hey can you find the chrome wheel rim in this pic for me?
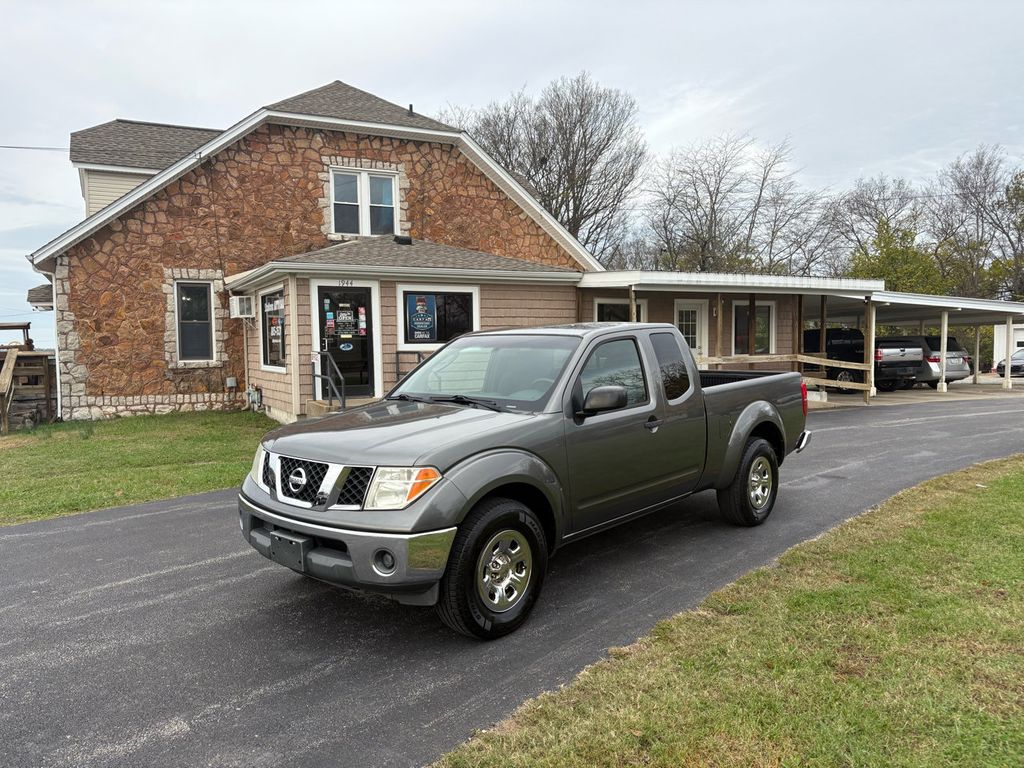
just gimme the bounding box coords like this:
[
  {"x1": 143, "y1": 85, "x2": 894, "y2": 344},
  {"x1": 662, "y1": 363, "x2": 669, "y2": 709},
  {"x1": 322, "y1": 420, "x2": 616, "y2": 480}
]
[
  {"x1": 748, "y1": 457, "x2": 773, "y2": 510},
  {"x1": 475, "y1": 529, "x2": 532, "y2": 613}
]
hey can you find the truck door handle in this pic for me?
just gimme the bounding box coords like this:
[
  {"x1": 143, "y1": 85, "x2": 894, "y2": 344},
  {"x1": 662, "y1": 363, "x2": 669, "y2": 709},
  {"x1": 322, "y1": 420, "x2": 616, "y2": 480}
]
[{"x1": 644, "y1": 417, "x2": 663, "y2": 432}]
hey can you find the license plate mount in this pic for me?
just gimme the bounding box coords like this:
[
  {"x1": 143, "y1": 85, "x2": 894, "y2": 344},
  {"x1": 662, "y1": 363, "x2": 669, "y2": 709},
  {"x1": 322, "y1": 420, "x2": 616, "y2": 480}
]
[{"x1": 270, "y1": 530, "x2": 314, "y2": 572}]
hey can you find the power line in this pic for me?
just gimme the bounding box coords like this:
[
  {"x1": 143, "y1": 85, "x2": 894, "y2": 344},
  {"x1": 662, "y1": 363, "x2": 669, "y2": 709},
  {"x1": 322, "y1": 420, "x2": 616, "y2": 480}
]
[{"x1": 0, "y1": 144, "x2": 68, "y2": 152}]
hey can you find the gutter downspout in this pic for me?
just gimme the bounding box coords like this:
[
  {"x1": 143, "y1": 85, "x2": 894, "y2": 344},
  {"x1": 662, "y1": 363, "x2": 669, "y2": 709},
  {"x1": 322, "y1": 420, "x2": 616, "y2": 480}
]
[{"x1": 48, "y1": 271, "x2": 61, "y2": 421}]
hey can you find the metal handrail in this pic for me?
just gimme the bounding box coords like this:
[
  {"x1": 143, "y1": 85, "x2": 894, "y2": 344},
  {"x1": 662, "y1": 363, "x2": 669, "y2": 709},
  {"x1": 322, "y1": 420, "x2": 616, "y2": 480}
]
[
  {"x1": 394, "y1": 350, "x2": 425, "y2": 383},
  {"x1": 312, "y1": 350, "x2": 346, "y2": 410}
]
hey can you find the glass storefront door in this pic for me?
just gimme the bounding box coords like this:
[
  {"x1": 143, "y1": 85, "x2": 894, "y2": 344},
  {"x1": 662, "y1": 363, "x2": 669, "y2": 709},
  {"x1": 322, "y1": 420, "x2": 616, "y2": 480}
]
[{"x1": 317, "y1": 286, "x2": 373, "y2": 398}]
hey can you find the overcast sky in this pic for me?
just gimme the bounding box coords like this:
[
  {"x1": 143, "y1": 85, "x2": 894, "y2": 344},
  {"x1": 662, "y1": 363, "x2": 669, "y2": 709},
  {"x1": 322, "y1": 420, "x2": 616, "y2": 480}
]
[{"x1": 2, "y1": 0, "x2": 1021, "y2": 347}]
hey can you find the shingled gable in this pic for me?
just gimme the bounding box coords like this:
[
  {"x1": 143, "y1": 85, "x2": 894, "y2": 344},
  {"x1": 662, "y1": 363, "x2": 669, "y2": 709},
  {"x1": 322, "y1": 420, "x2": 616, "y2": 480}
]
[
  {"x1": 28, "y1": 81, "x2": 603, "y2": 274},
  {"x1": 70, "y1": 120, "x2": 222, "y2": 170},
  {"x1": 267, "y1": 80, "x2": 455, "y2": 132}
]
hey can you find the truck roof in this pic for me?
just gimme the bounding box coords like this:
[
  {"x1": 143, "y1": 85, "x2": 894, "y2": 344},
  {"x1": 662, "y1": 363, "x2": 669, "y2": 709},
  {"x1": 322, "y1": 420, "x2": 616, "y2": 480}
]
[{"x1": 470, "y1": 322, "x2": 677, "y2": 340}]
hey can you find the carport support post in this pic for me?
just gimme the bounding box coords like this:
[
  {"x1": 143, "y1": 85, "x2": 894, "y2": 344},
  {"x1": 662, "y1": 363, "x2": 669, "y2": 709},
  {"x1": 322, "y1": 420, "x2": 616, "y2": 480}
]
[
  {"x1": 628, "y1": 285, "x2": 637, "y2": 322},
  {"x1": 864, "y1": 299, "x2": 876, "y2": 403},
  {"x1": 938, "y1": 310, "x2": 948, "y2": 393},
  {"x1": 1005, "y1": 315, "x2": 1014, "y2": 390},
  {"x1": 973, "y1": 327, "x2": 981, "y2": 384}
]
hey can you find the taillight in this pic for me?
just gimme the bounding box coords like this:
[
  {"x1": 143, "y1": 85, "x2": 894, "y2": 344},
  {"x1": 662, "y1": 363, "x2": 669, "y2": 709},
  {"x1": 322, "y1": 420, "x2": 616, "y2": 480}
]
[
  {"x1": 801, "y1": 381, "x2": 808, "y2": 417},
  {"x1": 874, "y1": 348, "x2": 883, "y2": 362},
  {"x1": 926, "y1": 355, "x2": 941, "y2": 363}
]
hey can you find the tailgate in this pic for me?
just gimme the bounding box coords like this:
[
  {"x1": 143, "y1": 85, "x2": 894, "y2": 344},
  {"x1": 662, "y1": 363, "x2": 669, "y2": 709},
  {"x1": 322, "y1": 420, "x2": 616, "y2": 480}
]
[{"x1": 876, "y1": 343, "x2": 923, "y2": 364}]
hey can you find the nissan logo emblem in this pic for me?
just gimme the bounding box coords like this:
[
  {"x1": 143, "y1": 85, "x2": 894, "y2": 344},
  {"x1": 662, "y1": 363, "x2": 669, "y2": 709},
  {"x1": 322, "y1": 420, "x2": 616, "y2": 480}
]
[{"x1": 287, "y1": 467, "x2": 308, "y2": 493}]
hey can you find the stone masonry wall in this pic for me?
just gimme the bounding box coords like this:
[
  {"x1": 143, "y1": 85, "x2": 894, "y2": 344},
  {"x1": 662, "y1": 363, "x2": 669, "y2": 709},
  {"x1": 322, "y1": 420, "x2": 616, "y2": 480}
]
[{"x1": 57, "y1": 123, "x2": 581, "y2": 419}]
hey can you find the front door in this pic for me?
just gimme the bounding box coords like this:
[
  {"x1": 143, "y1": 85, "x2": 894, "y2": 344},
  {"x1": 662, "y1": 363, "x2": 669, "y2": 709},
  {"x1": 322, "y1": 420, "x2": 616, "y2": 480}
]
[
  {"x1": 674, "y1": 300, "x2": 708, "y2": 366},
  {"x1": 317, "y1": 286, "x2": 374, "y2": 398}
]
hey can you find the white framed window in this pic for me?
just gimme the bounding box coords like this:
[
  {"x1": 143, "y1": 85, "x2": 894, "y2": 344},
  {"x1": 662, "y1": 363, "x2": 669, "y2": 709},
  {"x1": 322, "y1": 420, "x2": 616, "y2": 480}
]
[
  {"x1": 175, "y1": 281, "x2": 215, "y2": 362},
  {"x1": 593, "y1": 297, "x2": 648, "y2": 323},
  {"x1": 397, "y1": 283, "x2": 480, "y2": 352},
  {"x1": 732, "y1": 300, "x2": 776, "y2": 355},
  {"x1": 330, "y1": 168, "x2": 399, "y2": 236},
  {"x1": 673, "y1": 299, "x2": 709, "y2": 360},
  {"x1": 259, "y1": 284, "x2": 287, "y2": 371}
]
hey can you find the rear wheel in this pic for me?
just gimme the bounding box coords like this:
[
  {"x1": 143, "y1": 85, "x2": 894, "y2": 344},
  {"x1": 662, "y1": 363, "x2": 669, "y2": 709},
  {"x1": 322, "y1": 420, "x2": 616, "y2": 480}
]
[
  {"x1": 927, "y1": 381, "x2": 939, "y2": 389},
  {"x1": 436, "y1": 497, "x2": 548, "y2": 639},
  {"x1": 717, "y1": 438, "x2": 779, "y2": 526},
  {"x1": 876, "y1": 380, "x2": 898, "y2": 392},
  {"x1": 829, "y1": 368, "x2": 861, "y2": 394}
]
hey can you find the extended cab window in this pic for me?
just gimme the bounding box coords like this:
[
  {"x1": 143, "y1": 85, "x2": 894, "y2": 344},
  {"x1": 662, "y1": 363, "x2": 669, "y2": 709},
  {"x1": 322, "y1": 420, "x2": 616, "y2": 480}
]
[
  {"x1": 578, "y1": 338, "x2": 648, "y2": 408},
  {"x1": 650, "y1": 332, "x2": 690, "y2": 399}
]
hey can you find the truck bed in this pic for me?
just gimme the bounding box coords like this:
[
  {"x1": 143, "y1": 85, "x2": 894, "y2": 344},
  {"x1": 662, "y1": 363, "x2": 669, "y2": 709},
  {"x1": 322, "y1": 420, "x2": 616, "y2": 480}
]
[{"x1": 699, "y1": 369, "x2": 806, "y2": 484}]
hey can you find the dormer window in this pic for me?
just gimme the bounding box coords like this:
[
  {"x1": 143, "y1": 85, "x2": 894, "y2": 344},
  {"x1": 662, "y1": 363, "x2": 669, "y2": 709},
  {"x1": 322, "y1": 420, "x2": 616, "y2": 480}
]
[{"x1": 331, "y1": 169, "x2": 398, "y2": 236}]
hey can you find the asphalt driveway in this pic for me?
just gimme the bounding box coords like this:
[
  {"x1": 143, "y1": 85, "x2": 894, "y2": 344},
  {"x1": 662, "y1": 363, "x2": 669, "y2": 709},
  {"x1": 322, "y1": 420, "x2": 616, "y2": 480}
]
[{"x1": 2, "y1": 398, "x2": 1023, "y2": 768}]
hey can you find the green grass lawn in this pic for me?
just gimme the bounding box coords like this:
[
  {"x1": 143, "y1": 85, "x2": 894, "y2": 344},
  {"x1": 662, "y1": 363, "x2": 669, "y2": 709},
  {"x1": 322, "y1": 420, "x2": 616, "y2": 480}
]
[
  {"x1": 0, "y1": 410, "x2": 277, "y2": 526},
  {"x1": 438, "y1": 457, "x2": 1024, "y2": 768}
]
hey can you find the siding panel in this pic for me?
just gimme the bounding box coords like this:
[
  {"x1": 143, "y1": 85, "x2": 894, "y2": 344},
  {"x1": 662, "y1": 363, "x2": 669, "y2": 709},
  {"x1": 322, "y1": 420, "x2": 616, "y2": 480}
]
[{"x1": 83, "y1": 170, "x2": 152, "y2": 216}]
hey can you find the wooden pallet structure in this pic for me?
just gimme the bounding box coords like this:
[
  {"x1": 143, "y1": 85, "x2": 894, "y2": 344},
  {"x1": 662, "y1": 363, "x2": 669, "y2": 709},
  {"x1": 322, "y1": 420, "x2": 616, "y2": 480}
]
[{"x1": 0, "y1": 323, "x2": 57, "y2": 435}]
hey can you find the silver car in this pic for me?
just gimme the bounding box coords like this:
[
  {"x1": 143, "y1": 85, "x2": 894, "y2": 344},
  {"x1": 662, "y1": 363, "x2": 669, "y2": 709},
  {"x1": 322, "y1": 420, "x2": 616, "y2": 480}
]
[{"x1": 879, "y1": 336, "x2": 972, "y2": 388}]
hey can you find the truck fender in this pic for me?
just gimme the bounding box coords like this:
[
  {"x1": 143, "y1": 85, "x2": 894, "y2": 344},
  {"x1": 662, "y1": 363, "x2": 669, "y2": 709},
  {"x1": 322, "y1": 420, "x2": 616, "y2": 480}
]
[
  {"x1": 444, "y1": 449, "x2": 567, "y2": 547},
  {"x1": 713, "y1": 401, "x2": 787, "y2": 490}
]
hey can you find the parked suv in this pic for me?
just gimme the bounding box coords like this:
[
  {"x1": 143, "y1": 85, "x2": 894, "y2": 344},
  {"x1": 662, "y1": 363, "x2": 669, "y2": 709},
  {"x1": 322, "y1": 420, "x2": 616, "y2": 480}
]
[
  {"x1": 803, "y1": 328, "x2": 922, "y2": 392},
  {"x1": 996, "y1": 348, "x2": 1024, "y2": 377},
  {"x1": 878, "y1": 336, "x2": 972, "y2": 388}
]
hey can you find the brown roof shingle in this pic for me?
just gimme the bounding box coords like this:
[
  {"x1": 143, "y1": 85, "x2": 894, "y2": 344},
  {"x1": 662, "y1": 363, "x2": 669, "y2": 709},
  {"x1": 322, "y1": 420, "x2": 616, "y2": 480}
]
[
  {"x1": 70, "y1": 120, "x2": 222, "y2": 170},
  {"x1": 280, "y1": 237, "x2": 578, "y2": 273},
  {"x1": 268, "y1": 81, "x2": 455, "y2": 132},
  {"x1": 26, "y1": 283, "x2": 53, "y2": 306}
]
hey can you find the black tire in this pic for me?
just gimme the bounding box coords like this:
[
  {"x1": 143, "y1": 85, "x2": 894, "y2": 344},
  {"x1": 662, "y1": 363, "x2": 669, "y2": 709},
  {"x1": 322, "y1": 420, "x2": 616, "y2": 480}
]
[
  {"x1": 436, "y1": 497, "x2": 548, "y2": 640},
  {"x1": 926, "y1": 381, "x2": 939, "y2": 389},
  {"x1": 876, "y1": 380, "x2": 897, "y2": 392},
  {"x1": 716, "y1": 438, "x2": 779, "y2": 527},
  {"x1": 829, "y1": 368, "x2": 861, "y2": 394}
]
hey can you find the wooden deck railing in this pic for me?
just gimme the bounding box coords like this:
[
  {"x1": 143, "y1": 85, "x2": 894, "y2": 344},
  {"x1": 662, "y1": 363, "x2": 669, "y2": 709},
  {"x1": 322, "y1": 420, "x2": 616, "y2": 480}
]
[{"x1": 697, "y1": 353, "x2": 873, "y2": 392}]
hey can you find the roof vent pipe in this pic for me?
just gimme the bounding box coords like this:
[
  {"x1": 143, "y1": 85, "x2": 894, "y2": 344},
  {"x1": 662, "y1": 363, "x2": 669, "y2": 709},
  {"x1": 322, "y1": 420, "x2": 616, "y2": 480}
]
[
  {"x1": 408, "y1": 103, "x2": 414, "y2": 116},
  {"x1": 394, "y1": 235, "x2": 413, "y2": 245}
]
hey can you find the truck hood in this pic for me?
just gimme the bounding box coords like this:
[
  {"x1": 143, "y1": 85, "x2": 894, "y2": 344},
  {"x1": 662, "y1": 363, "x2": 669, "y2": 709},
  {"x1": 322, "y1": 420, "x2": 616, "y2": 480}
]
[{"x1": 262, "y1": 400, "x2": 536, "y2": 467}]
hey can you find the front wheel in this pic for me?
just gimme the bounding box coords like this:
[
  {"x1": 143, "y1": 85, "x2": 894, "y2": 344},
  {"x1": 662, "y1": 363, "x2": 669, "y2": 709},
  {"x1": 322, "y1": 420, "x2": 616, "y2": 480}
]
[
  {"x1": 717, "y1": 438, "x2": 779, "y2": 526},
  {"x1": 436, "y1": 497, "x2": 548, "y2": 639}
]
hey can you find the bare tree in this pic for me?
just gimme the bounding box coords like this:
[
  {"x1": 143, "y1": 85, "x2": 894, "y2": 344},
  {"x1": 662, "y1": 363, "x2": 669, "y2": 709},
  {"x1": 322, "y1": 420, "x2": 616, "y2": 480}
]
[
  {"x1": 644, "y1": 135, "x2": 835, "y2": 274},
  {"x1": 832, "y1": 175, "x2": 921, "y2": 252},
  {"x1": 439, "y1": 73, "x2": 647, "y2": 259}
]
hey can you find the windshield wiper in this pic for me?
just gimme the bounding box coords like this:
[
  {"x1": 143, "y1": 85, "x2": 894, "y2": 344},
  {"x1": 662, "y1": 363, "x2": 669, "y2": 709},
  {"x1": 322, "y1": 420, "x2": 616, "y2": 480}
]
[
  {"x1": 386, "y1": 393, "x2": 433, "y2": 404},
  {"x1": 429, "y1": 394, "x2": 505, "y2": 412}
]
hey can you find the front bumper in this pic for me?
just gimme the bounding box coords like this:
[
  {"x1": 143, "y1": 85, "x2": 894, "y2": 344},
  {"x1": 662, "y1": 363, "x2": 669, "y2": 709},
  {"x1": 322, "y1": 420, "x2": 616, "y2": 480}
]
[{"x1": 239, "y1": 493, "x2": 457, "y2": 606}]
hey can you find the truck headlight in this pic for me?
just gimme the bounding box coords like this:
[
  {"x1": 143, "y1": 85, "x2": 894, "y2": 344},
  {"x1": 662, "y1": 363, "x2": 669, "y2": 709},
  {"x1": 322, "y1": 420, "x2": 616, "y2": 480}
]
[
  {"x1": 365, "y1": 467, "x2": 441, "y2": 510},
  {"x1": 250, "y1": 447, "x2": 264, "y2": 484}
]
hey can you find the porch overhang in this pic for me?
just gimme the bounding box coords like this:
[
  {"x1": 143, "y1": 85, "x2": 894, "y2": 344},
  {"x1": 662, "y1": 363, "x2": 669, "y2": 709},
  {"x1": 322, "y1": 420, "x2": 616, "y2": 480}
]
[
  {"x1": 226, "y1": 260, "x2": 582, "y2": 293},
  {"x1": 578, "y1": 270, "x2": 885, "y2": 297}
]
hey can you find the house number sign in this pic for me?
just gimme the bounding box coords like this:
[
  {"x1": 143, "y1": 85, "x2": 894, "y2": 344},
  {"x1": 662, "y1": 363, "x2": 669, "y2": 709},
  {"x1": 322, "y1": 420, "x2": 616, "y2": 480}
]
[{"x1": 335, "y1": 279, "x2": 354, "y2": 287}]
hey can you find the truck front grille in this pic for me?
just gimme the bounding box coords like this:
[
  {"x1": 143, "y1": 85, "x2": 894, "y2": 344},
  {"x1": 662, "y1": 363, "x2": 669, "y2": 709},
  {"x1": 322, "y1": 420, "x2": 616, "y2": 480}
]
[
  {"x1": 337, "y1": 466, "x2": 374, "y2": 507},
  {"x1": 278, "y1": 456, "x2": 329, "y2": 505}
]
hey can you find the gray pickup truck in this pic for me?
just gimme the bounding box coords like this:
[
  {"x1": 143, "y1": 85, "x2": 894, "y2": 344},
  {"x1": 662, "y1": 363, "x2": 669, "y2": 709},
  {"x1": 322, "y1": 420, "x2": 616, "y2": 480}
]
[{"x1": 238, "y1": 323, "x2": 811, "y2": 638}]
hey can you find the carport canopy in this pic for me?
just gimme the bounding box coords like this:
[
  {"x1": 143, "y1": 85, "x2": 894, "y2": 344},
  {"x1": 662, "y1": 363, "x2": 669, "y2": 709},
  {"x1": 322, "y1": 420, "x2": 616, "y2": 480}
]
[{"x1": 578, "y1": 270, "x2": 1024, "y2": 394}]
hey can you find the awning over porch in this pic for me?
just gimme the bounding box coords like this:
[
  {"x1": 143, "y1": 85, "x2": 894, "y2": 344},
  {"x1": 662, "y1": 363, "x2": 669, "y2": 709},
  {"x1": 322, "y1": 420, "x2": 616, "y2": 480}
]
[{"x1": 226, "y1": 236, "x2": 581, "y2": 291}]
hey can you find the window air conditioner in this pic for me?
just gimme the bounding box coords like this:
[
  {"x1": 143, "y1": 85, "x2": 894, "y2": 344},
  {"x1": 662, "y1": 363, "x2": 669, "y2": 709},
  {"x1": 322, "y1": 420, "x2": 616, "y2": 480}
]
[{"x1": 229, "y1": 295, "x2": 255, "y2": 319}]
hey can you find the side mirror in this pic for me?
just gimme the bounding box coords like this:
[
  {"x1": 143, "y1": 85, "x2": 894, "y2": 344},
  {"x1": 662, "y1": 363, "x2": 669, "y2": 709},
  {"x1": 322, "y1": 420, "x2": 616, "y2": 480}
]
[{"x1": 577, "y1": 385, "x2": 628, "y2": 417}]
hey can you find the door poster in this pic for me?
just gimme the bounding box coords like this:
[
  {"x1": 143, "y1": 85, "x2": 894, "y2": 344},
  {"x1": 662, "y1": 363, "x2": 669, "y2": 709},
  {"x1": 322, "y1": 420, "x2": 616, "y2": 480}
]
[{"x1": 406, "y1": 294, "x2": 437, "y2": 343}]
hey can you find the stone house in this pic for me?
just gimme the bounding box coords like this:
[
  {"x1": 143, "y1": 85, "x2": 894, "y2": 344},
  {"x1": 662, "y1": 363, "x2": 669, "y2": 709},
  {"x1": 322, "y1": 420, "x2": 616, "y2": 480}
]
[
  {"x1": 31, "y1": 80, "x2": 1013, "y2": 421},
  {"x1": 27, "y1": 81, "x2": 602, "y2": 421}
]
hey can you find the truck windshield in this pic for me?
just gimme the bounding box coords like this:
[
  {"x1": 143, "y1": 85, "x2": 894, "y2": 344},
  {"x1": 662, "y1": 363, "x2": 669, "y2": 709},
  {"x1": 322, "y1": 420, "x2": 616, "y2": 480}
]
[{"x1": 390, "y1": 335, "x2": 581, "y2": 411}]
